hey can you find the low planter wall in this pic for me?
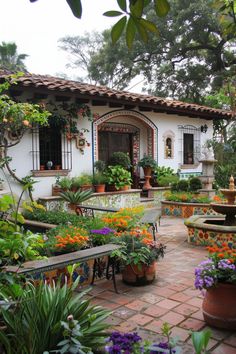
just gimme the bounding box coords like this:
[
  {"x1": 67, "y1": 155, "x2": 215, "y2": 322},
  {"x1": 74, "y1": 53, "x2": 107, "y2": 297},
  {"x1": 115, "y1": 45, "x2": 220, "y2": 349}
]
[
  {"x1": 185, "y1": 215, "x2": 236, "y2": 247},
  {"x1": 161, "y1": 200, "x2": 217, "y2": 218},
  {"x1": 39, "y1": 188, "x2": 170, "y2": 211}
]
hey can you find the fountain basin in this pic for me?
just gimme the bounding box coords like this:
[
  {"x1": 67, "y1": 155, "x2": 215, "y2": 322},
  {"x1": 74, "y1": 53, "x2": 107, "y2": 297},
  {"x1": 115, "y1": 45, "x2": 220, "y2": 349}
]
[
  {"x1": 210, "y1": 203, "x2": 236, "y2": 226},
  {"x1": 185, "y1": 215, "x2": 236, "y2": 247}
]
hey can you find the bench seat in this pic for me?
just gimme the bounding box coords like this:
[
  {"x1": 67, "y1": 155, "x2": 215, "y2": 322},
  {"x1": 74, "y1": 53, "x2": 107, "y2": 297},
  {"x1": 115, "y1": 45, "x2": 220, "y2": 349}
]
[{"x1": 5, "y1": 244, "x2": 121, "y2": 292}]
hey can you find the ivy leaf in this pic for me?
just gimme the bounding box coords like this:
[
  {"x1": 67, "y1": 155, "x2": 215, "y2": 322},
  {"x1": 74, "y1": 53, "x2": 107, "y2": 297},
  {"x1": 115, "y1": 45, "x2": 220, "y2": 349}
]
[
  {"x1": 155, "y1": 0, "x2": 170, "y2": 17},
  {"x1": 66, "y1": 0, "x2": 82, "y2": 19},
  {"x1": 103, "y1": 11, "x2": 124, "y2": 17},
  {"x1": 130, "y1": 0, "x2": 144, "y2": 18},
  {"x1": 111, "y1": 16, "x2": 127, "y2": 44},
  {"x1": 117, "y1": 0, "x2": 127, "y2": 12},
  {"x1": 140, "y1": 18, "x2": 159, "y2": 34},
  {"x1": 126, "y1": 17, "x2": 136, "y2": 49}
]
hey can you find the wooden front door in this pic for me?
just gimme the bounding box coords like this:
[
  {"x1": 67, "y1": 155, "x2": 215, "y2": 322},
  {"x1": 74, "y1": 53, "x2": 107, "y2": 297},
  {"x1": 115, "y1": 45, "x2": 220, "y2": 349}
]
[{"x1": 98, "y1": 131, "x2": 133, "y2": 164}]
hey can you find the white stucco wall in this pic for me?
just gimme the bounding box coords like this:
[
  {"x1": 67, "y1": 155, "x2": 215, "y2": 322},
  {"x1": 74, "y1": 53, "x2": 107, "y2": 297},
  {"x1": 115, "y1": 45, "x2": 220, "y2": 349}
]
[{"x1": 1, "y1": 101, "x2": 214, "y2": 199}]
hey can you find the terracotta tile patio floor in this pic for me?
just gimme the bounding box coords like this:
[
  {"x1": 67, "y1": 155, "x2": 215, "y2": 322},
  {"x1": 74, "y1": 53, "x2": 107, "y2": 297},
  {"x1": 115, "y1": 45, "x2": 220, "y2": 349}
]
[{"x1": 84, "y1": 217, "x2": 236, "y2": 354}]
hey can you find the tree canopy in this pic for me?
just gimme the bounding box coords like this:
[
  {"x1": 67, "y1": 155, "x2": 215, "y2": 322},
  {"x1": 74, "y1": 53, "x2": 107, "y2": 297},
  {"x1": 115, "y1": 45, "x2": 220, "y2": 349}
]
[
  {"x1": 59, "y1": 0, "x2": 236, "y2": 103},
  {"x1": 0, "y1": 42, "x2": 28, "y2": 72}
]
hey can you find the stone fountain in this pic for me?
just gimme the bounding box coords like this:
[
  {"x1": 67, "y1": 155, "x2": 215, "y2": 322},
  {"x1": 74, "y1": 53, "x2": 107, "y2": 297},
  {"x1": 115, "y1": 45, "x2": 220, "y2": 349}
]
[
  {"x1": 211, "y1": 176, "x2": 236, "y2": 226},
  {"x1": 184, "y1": 176, "x2": 236, "y2": 246}
]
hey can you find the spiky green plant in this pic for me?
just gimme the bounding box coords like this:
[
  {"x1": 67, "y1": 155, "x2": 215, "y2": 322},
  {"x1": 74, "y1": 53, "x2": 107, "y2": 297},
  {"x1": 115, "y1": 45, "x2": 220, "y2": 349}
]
[
  {"x1": 0, "y1": 278, "x2": 110, "y2": 353},
  {"x1": 59, "y1": 189, "x2": 93, "y2": 205}
]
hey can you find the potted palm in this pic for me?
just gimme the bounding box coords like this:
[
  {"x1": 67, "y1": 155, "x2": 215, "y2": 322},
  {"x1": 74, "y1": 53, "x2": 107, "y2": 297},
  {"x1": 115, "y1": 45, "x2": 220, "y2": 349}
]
[
  {"x1": 104, "y1": 165, "x2": 132, "y2": 191},
  {"x1": 111, "y1": 228, "x2": 165, "y2": 285},
  {"x1": 59, "y1": 189, "x2": 93, "y2": 211},
  {"x1": 138, "y1": 155, "x2": 157, "y2": 190}
]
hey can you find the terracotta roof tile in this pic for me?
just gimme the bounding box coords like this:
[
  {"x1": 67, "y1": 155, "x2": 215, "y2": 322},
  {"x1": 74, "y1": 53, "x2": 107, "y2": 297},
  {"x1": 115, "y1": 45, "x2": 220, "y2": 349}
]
[{"x1": 0, "y1": 70, "x2": 233, "y2": 119}]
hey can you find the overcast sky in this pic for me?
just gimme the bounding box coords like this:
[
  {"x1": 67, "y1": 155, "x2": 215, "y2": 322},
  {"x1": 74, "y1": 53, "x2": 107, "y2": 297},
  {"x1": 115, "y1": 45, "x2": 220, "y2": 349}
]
[{"x1": 1, "y1": 0, "x2": 117, "y2": 77}]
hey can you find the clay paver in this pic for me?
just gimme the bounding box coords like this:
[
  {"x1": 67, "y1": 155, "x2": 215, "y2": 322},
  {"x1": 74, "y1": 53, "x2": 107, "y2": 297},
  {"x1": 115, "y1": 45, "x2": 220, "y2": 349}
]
[{"x1": 88, "y1": 217, "x2": 236, "y2": 353}]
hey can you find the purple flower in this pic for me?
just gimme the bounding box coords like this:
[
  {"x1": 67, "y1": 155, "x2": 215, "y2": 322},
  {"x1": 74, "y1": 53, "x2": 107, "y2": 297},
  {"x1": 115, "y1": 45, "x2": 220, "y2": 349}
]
[
  {"x1": 90, "y1": 227, "x2": 114, "y2": 235},
  {"x1": 218, "y1": 259, "x2": 236, "y2": 270}
]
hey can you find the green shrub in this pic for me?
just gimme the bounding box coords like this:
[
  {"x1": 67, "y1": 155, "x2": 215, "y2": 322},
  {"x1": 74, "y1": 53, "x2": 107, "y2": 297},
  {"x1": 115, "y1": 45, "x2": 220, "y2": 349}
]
[
  {"x1": 157, "y1": 175, "x2": 179, "y2": 187},
  {"x1": 155, "y1": 166, "x2": 175, "y2": 178},
  {"x1": 108, "y1": 152, "x2": 131, "y2": 170},
  {"x1": 171, "y1": 179, "x2": 189, "y2": 192},
  {"x1": 189, "y1": 177, "x2": 202, "y2": 191},
  {"x1": 0, "y1": 279, "x2": 110, "y2": 353}
]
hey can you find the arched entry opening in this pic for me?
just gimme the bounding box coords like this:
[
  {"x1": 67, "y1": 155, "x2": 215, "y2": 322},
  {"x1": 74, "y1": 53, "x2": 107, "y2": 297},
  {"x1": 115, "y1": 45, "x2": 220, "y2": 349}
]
[{"x1": 93, "y1": 110, "x2": 158, "y2": 168}]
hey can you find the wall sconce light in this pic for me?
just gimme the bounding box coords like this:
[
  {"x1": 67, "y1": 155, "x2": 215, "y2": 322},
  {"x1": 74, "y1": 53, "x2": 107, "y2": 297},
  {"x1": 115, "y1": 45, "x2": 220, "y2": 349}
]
[{"x1": 201, "y1": 124, "x2": 208, "y2": 133}]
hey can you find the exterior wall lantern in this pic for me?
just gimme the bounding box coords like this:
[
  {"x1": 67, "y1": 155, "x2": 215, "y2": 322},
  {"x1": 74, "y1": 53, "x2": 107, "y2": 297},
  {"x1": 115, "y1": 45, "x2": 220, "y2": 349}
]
[{"x1": 200, "y1": 124, "x2": 208, "y2": 133}]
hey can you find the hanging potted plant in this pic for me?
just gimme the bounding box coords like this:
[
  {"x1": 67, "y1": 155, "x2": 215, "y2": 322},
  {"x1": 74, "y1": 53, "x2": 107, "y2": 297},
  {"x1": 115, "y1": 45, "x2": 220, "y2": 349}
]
[
  {"x1": 138, "y1": 155, "x2": 157, "y2": 190},
  {"x1": 195, "y1": 243, "x2": 236, "y2": 330},
  {"x1": 111, "y1": 228, "x2": 165, "y2": 286}
]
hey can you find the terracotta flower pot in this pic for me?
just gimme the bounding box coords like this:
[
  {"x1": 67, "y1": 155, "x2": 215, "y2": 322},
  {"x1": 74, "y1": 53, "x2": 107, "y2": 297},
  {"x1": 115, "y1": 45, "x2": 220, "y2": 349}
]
[
  {"x1": 122, "y1": 262, "x2": 156, "y2": 286},
  {"x1": 94, "y1": 184, "x2": 106, "y2": 193},
  {"x1": 52, "y1": 185, "x2": 62, "y2": 196},
  {"x1": 202, "y1": 283, "x2": 236, "y2": 330},
  {"x1": 120, "y1": 185, "x2": 130, "y2": 191}
]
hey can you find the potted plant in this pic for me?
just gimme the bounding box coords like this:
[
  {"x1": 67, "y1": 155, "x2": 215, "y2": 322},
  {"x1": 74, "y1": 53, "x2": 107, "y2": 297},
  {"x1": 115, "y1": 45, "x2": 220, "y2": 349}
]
[
  {"x1": 195, "y1": 243, "x2": 236, "y2": 330},
  {"x1": 59, "y1": 189, "x2": 93, "y2": 211},
  {"x1": 94, "y1": 160, "x2": 106, "y2": 173},
  {"x1": 138, "y1": 155, "x2": 157, "y2": 190},
  {"x1": 111, "y1": 227, "x2": 165, "y2": 285},
  {"x1": 92, "y1": 173, "x2": 107, "y2": 193},
  {"x1": 108, "y1": 151, "x2": 131, "y2": 170},
  {"x1": 58, "y1": 177, "x2": 72, "y2": 191},
  {"x1": 70, "y1": 176, "x2": 81, "y2": 192},
  {"x1": 77, "y1": 173, "x2": 93, "y2": 191},
  {"x1": 104, "y1": 165, "x2": 132, "y2": 191}
]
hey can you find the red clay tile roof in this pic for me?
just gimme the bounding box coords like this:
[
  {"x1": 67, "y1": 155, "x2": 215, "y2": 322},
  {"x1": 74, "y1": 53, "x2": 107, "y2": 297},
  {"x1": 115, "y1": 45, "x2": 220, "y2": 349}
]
[{"x1": 0, "y1": 70, "x2": 233, "y2": 120}]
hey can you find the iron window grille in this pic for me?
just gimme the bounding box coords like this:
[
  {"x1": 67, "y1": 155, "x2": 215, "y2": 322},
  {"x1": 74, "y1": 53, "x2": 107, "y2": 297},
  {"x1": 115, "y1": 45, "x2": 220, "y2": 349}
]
[
  {"x1": 178, "y1": 125, "x2": 201, "y2": 165},
  {"x1": 31, "y1": 125, "x2": 72, "y2": 171}
]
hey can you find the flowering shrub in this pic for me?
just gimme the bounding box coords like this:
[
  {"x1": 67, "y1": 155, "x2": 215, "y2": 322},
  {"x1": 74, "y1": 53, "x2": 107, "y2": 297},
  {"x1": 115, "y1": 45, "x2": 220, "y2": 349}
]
[
  {"x1": 102, "y1": 207, "x2": 144, "y2": 231},
  {"x1": 47, "y1": 225, "x2": 89, "y2": 254},
  {"x1": 164, "y1": 192, "x2": 210, "y2": 203},
  {"x1": 111, "y1": 227, "x2": 165, "y2": 266},
  {"x1": 195, "y1": 244, "x2": 236, "y2": 290},
  {"x1": 90, "y1": 227, "x2": 115, "y2": 246}
]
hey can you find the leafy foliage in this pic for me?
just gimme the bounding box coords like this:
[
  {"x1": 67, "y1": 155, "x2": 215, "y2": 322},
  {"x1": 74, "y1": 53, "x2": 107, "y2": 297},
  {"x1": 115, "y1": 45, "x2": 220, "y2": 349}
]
[
  {"x1": 0, "y1": 279, "x2": 110, "y2": 353},
  {"x1": 104, "y1": 165, "x2": 132, "y2": 189},
  {"x1": 108, "y1": 151, "x2": 131, "y2": 169}
]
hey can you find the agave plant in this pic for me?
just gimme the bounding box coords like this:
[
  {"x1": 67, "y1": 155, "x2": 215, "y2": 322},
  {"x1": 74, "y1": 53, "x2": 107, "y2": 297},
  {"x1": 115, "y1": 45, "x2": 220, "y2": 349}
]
[
  {"x1": 59, "y1": 189, "x2": 93, "y2": 205},
  {"x1": 0, "y1": 277, "x2": 110, "y2": 353}
]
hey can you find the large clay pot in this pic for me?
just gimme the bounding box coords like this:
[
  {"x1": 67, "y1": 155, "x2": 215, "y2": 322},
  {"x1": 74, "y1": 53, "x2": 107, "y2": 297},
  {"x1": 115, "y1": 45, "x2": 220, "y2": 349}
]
[
  {"x1": 202, "y1": 283, "x2": 236, "y2": 330},
  {"x1": 120, "y1": 185, "x2": 130, "y2": 191},
  {"x1": 122, "y1": 262, "x2": 156, "y2": 286},
  {"x1": 142, "y1": 166, "x2": 152, "y2": 190}
]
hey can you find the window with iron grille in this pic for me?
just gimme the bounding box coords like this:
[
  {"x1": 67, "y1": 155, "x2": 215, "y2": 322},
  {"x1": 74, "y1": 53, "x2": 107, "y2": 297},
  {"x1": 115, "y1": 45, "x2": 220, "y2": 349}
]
[
  {"x1": 178, "y1": 125, "x2": 201, "y2": 165},
  {"x1": 31, "y1": 126, "x2": 72, "y2": 171}
]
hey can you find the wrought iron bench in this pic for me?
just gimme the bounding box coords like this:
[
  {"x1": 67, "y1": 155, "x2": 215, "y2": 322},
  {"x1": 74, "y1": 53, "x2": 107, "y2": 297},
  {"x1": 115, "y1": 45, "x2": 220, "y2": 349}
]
[
  {"x1": 75, "y1": 204, "x2": 119, "y2": 217},
  {"x1": 5, "y1": 244, "x2": 122, "y2": 293}
]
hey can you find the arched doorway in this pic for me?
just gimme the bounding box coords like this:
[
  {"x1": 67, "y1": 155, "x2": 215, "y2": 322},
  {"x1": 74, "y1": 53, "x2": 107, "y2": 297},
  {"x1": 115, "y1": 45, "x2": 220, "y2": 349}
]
[{"x1": 93, "y1": 110, "x2": 158, "y2": 166}]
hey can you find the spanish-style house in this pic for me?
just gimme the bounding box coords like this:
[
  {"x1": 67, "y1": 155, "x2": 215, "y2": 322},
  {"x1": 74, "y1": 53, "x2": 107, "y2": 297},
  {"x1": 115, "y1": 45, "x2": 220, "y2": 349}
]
[{"x1": 0, "y1": 71, "x2": 231, "y2": 199}]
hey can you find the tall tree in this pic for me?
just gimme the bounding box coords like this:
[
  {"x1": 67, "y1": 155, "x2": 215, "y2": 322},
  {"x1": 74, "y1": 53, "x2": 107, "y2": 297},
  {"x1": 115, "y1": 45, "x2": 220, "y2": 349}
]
[
  {"x1": 0, "y1": 42, "x2": 28, "y2": 71},
  {"x1": 59, "y1": 0, "x2": 236, "y2": 103}
]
